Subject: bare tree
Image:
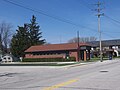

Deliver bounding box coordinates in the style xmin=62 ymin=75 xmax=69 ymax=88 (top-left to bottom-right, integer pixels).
xmin=0 ymin=22 xmax=12 ymax=54
xmin=68 ymin=36 xmax=97 ymax=43
xmin=68 ymin=37 xmax=78 ymax=43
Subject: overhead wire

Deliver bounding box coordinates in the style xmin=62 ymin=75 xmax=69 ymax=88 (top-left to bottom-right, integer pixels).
xmin=101 ymin=32 xmax=115 ymax=38
xmin=80 ymin=0 xmax=93 ymax=10
xmin=104 ymin=14 xmax=120 ymax=25
xmin=75 ymin=0 xmax=118 ymax=39
xmin=81 ymin=0 xmax=119 ymax=39
xmin=2 ymin=0 xmax=98 ymax=33
xmin=100 ymin=14 xmax=120 ymax=34
xmin=2 ymin=0 xmax=119 ymax=39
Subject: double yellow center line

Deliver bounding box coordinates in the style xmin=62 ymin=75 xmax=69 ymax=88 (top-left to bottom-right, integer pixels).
xmin=42 ymin=79 xmax=78 ymax=90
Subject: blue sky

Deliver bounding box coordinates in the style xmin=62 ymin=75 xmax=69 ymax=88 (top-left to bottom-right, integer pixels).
xmin=0 ymin=0 xmax=120 ymax=44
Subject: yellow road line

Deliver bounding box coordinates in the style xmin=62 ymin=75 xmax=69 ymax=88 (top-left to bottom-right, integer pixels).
xmin=42 ymin=79 xmax=78 ymax=90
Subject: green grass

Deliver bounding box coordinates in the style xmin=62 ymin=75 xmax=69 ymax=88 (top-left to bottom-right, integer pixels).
xmin=113 ymin=56 xmax=120 ymax=59
xmin=86 ymin=57 xmax=109 ymax=62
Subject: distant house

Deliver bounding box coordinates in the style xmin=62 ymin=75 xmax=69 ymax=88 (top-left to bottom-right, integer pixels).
xmin=88 ymin=39 xmax=120 ymax=57
xmin=25 ymin=43 xmax=91 ymax=61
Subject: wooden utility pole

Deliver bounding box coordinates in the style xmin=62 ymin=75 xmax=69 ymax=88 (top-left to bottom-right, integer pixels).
xmin=77 ymin=31 xmax=80 ymax=62
xmin=95 ymin=1 xmax=104 ymax=62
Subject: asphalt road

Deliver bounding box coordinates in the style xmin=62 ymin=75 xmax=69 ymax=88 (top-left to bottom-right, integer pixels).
xmin=0 ymin=59 xmax=120 ymax=90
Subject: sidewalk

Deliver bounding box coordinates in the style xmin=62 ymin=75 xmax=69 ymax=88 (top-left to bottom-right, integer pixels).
xmin=64 ymin=59 xmax=120 ymax=68
xmin=0 ymin=59 xmax=119 ymax=67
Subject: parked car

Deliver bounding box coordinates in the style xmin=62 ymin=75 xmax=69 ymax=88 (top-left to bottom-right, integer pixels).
xmin=2 ymin=54 xmax=13 ymax=62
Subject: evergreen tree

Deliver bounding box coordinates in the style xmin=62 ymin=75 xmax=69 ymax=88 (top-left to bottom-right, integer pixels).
xmin=28 ymin=15 xmax=45 ymax=46
xmin=10 ymin=15 xmax=45 ymax=57
xmin=10 ymin=24 xmax=29 ymax=57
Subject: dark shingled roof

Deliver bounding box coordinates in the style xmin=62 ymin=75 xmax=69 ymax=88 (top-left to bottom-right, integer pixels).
xmin=88 ymin=39 xmax=120 ymax=47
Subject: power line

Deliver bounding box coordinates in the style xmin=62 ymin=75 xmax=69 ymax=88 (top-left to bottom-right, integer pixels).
xmin=105 ymin=18 xmax=120 ymax=28
xmin=80 ymin=0 xmax=93 ymax=10
xmin=80 ymin=1 xmax=119 ymax=39
xmin=2 ymin=0 xmax=98 ymax=33
xmin=103 ymin=14 xmax=120 ymax=33
xmin=79 ymin=1 xmax=116 ymax=37
xmin=2 ymin=0 xmax=118 ymax=39
xmin=104 ymin=15 xmax=120 ymax=25
xmin=102 ymin=32 xmax=116 ymax=38
xmin=78 ymin=1 xmax=118 ymax=39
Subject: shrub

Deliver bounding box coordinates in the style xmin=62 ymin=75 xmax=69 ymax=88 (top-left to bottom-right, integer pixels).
xmin=22 ymin=57 xmax=76 ymax=62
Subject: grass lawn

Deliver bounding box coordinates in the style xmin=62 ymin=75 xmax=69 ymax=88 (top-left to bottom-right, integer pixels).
xmin=88 ymin=57 xmax=109 ymax=62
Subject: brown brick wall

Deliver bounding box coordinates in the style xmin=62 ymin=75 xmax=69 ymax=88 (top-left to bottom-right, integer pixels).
xmin=25 ymin=51 xmax=78 ymax=61
xmin=70 ymin=51 xmax=77 ymax=61
xmin=25 ymin=54 xmax=65 ymax=59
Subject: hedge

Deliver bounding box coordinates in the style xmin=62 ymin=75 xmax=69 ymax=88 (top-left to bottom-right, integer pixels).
xmin=22 ymin=57 xmax=76 ymax=62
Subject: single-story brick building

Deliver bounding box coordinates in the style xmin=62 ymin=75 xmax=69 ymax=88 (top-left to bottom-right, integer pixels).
xmin=25 ymin=43 xmax=91 ymax=61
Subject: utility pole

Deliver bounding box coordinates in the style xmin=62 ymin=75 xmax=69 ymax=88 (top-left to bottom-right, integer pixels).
xmin=77 ymin=31 xmax=80 ymax=62
xmin=95 ymin=1 xmax=104 ymax=62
